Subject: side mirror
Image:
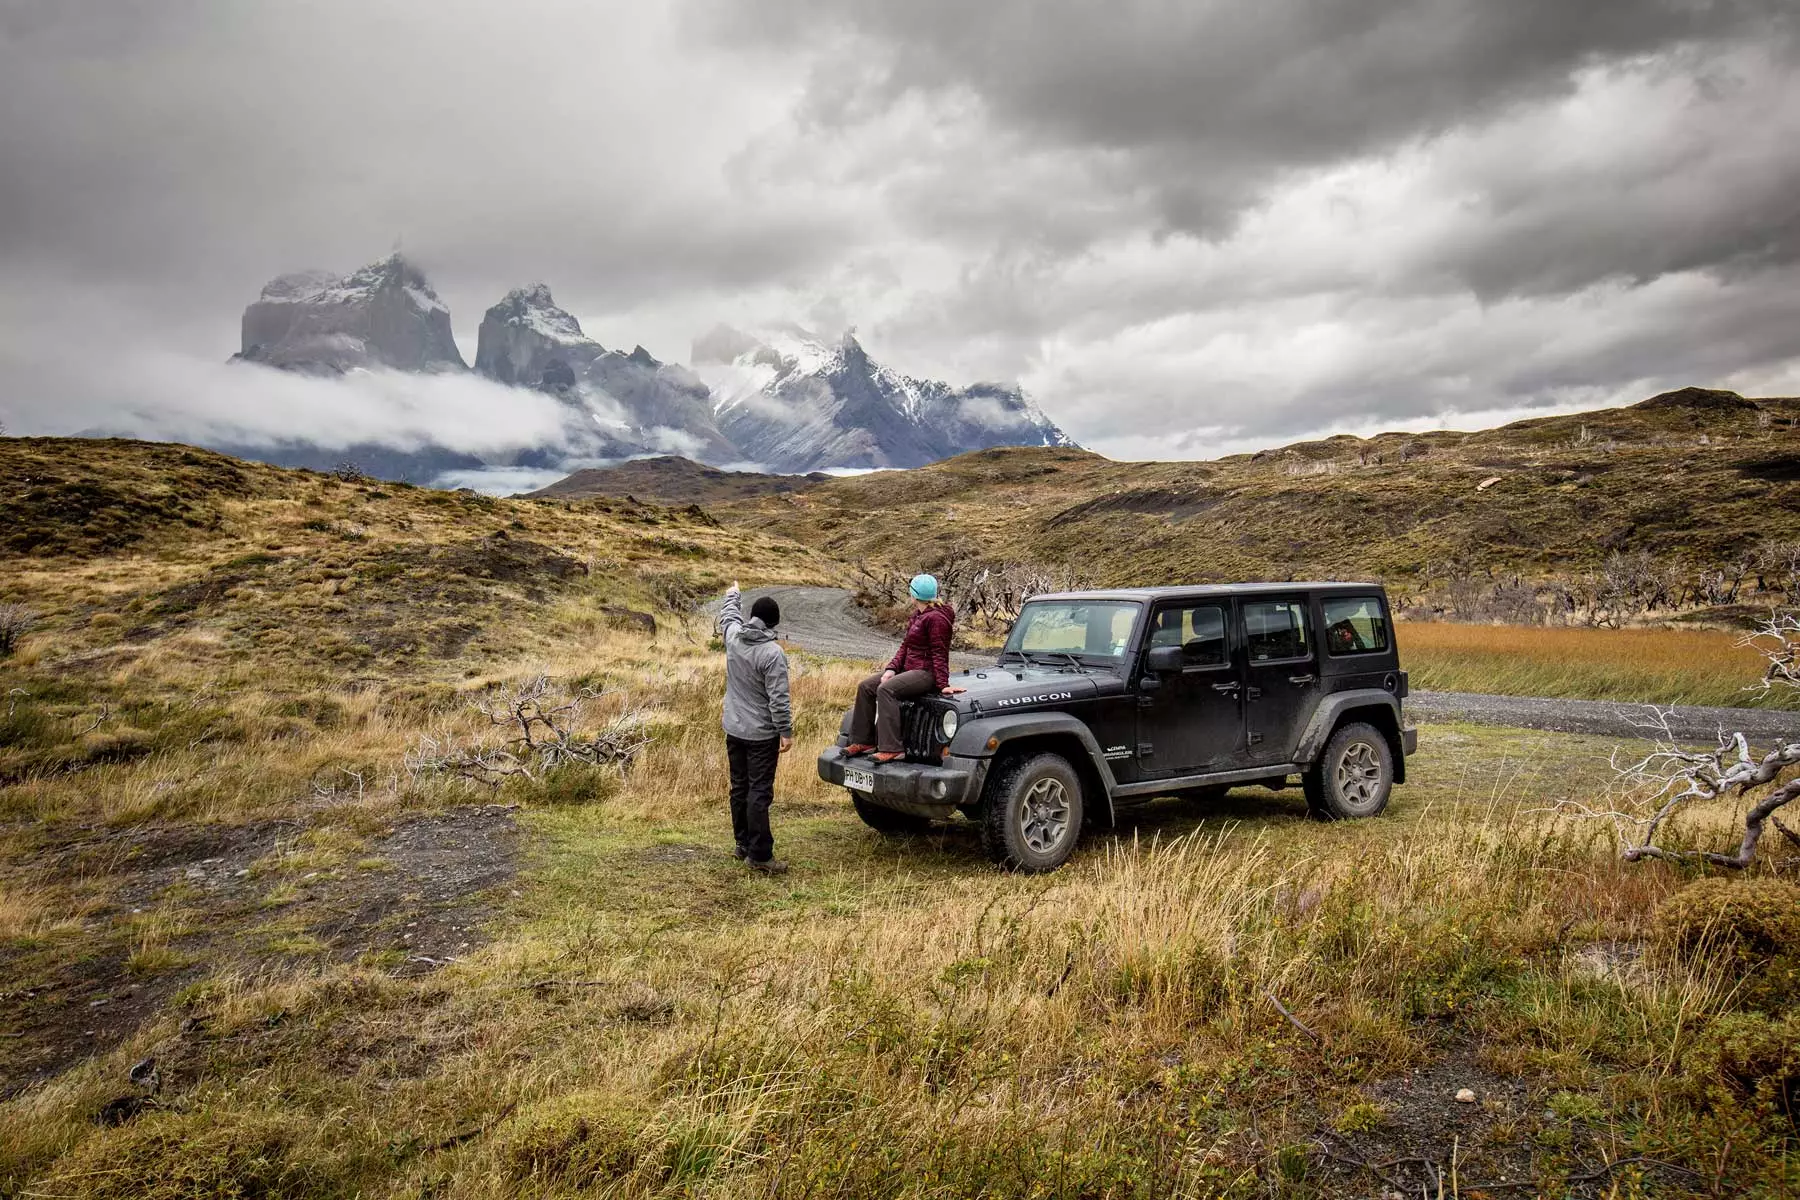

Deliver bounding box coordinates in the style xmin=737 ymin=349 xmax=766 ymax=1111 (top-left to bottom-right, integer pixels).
xmin=1145 ymin=645 xmax=1183 ymax=674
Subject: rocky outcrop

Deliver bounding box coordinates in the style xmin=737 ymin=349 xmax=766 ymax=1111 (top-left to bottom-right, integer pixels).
xmin=235 ymin=254 xmax=466 ymax=374
xmin=472 ymin=284 xmax=605 ymax=389
xmin=692 ymin=325 xmax=1074 ymax=472
xmin=473 ymin=286 xmax=738 ymax=462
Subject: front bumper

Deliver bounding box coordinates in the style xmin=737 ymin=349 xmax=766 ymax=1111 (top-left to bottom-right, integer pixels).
xmin=817 ymin=746 xmax=987 ymax=818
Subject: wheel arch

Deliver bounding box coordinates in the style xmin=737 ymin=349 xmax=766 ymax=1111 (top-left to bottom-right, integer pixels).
xmin=1297 ymin=692 xmax=1407 ymax=784
xmin=952 ymin=714 xmax=1118 ymax=828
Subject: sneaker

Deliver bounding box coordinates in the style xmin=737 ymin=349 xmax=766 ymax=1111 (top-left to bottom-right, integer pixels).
xmin=844 ymin=743 xmax=876 ymax=756
xmin=872 ymin=751 xmax=904 ymax=763
xmin=745 ymin=857 xmax=789 ymax=875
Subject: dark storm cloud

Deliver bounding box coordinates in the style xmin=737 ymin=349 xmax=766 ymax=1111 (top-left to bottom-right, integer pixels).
xmin=3 ymin=0 xmax=1799 ymax=459
xmin=708 ymin=0 xmax=1800 ymax=282
xmin=0 ymin=3 xmax=852 ymax=305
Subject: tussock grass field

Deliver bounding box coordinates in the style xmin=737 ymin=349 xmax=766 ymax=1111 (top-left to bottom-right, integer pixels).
xmin=2 ymin=439 xmax=1797 ymax=1197
xmin=1401 ymin=621 xmax=1800 ymax=711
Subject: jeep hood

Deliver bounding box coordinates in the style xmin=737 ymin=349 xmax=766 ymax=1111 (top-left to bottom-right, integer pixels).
xmin=945 ymin=664 xmax=1123 ymax=714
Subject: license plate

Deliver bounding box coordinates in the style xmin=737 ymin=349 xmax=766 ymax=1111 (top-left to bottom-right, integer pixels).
xmin=844 ymin=767 xmax=875 ymax=793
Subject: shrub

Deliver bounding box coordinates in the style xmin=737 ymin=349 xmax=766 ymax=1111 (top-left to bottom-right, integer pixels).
xmin=1655 ymin=878 xmax=1800 ymax=958
xmin=1682 ymin=1012 xmax=1800 ymax=1129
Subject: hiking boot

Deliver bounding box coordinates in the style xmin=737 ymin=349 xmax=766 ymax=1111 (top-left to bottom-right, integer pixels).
xmin=732 ymin=845 xmax=749 ymax=860
xmin=844 ymin=743 xmax=876 ymax=755
xmin=745 ymin=857 xmax=789 ymax=875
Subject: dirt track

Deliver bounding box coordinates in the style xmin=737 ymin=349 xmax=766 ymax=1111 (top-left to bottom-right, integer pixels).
xmin=739 ymin=586 xmax=1797 ymax=743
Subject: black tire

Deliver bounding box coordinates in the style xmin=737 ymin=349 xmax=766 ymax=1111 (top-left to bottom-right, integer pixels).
xmin=979 ymin=753 xmax=1085 ymax=872
xmin=850 ymin=793 xmax=931 ymax=834
xmin=1303 ymin=722 xmax=1394 ymax=820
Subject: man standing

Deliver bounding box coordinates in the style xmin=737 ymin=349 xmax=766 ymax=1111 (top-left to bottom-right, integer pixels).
xmin=718 ymin=582 xmax=792 ymax=874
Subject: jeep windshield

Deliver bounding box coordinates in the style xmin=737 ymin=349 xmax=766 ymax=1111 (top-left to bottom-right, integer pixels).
xmin=1000 ymin=600 xmax=1141 ymax=666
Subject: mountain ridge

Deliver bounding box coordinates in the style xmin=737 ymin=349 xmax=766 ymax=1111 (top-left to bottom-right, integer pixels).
xmin=223 ymin=255 xmax=1075 ymax=481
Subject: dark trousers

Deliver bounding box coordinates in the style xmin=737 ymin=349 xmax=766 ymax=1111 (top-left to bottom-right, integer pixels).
xmin=726 ymin=734 xmax=780 ymax=862
xmin=850 ymin=670 xmax=936 ymax=753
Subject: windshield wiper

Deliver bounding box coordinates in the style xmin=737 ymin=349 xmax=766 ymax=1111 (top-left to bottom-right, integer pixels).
xmin=1026 ymin=651 xmax=1087 ymax=672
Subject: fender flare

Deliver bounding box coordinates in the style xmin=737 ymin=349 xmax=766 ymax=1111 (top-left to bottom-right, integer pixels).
xmin=949 ymin=712 xmax=1120 ymax=826
xmin=1295 ymin=690 xmax=1407 ymax=782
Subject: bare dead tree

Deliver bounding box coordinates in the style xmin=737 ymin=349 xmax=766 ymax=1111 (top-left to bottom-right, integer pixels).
xmin=0 ymin=604 xmax=36 ymax=659
xmin=1562 ymin=612 xmax=1800 ymax=870
xmin=1756 ymin=539 xmax=1800 ymax=600
xmin=407 ymin=674 xmax=653 ymax=791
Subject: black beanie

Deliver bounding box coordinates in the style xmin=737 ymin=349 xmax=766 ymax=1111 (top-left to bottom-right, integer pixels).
xmin=750 ymin=596 xmax=780 ymax=628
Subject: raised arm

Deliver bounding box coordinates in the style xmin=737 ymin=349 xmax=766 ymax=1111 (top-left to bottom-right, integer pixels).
xmin=717 ymin=581 xmax=743 ymax=642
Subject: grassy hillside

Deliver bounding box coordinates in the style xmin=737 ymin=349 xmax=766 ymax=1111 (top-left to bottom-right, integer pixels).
xmin=525 ymin=456 xmax=828 ymax=506
xmin=3 ymin=437 xmax=1799 ymax=1196
xmin=708 ymin=389 xmax=1800 ymax=597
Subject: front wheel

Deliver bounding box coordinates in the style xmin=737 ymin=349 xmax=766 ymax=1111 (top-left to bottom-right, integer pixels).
xmin=851 ymin=793 xmax=932 ymax=834
xmin=980 ymin=753 xmax=1084 ymax=872
xmin=1304 ymin=722 xmax=1394 ymax=820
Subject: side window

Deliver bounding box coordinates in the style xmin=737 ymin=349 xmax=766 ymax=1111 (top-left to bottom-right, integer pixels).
xmin=1322 ymin=596 xmax=1390 ymax=655
xmin=1147 ymin=604 xmax=1228 ymax=667
xmin=1243 ymin=600 xmax=1310 ymax=662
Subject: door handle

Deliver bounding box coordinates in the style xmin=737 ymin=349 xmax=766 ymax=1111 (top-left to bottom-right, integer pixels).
xmin=1211 ymin=682 xmax=1241 ymax=695
xmin=1288 ymin=673 xmax=1316 ymax=685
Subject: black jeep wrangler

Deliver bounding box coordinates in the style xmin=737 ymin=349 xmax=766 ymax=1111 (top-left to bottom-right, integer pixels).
xmin=818 ymin=584 xmax=1417 ymax=872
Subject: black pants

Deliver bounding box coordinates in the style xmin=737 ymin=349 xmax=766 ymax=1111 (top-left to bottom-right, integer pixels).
xmin=726 ymin=734 xmax=780 ymax=862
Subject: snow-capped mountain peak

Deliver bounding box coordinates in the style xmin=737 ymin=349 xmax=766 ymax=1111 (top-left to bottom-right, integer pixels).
xmin=690 ymin=324 xmax=1074 ymax=472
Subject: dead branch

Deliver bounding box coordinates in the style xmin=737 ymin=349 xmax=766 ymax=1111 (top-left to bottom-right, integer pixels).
xmin=408 ymin=674 xmax=653 ymax=791
xmin=1263 ymin=986 xmax=1323 ymax=1045
xmin=1569 ymin=612 xmax=1800 ymax=870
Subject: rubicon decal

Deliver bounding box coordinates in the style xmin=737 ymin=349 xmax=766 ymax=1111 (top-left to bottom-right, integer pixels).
xmin=995 ymin=691 xmax=1074 ymax=707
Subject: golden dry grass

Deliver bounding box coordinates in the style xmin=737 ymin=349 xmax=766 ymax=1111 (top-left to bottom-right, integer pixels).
xmin=1401 ymin=621 xmax=1798 ymax=710
xmin=3 ymin=439 xmax=1798 ymax=1197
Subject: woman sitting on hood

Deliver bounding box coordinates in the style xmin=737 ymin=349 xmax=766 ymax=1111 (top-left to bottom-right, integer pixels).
xmin=846 ymin=574 xmax=963 ymax=763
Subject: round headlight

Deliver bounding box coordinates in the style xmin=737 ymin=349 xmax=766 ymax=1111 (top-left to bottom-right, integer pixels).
xmin=940 ymin=709 xmax=960 ymax=741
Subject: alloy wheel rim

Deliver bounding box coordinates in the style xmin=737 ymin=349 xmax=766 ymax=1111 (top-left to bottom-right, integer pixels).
xmin=1020 ymin=777 xmax=1070 ymax=854
xmin=1335 ymin=741 xmax=1382 ymax=807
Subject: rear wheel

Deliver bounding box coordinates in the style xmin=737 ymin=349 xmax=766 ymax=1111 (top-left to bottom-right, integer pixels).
xmin=980 ymin=753 xmax=1084 ymax=872
xmin=850 ymin=793 xmax=931 ymax=834
xmin=1303 ymin=722 xmax=1393 ymax=820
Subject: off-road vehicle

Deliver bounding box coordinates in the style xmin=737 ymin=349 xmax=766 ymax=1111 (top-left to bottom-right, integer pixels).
xmin=818 ymin=584 xmax=1417 ymax=872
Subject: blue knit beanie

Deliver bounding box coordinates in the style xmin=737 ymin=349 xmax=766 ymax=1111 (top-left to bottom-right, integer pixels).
xmin=909 ymin=574 xmax=939 ymax=602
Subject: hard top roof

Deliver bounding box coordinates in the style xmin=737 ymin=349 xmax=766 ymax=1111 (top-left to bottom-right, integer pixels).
xmin=1030 ymin=582 xmax=1386 ymax=603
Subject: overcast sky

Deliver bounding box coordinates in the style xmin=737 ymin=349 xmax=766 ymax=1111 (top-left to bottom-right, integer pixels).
xmin=3 ymin=0 xmax=1798 ymax=461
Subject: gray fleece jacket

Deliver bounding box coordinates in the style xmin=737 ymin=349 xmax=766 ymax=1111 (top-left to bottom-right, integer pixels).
xmin=717 ymin=590 xmax=793 ymax=740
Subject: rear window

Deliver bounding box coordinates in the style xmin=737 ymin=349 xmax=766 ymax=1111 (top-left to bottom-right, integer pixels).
xmin=1322 ymin=596 xmax=1390 ymax=655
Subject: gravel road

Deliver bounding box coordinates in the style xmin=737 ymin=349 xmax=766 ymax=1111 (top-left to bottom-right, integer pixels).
xmin=734 ymin=586 xmax=1795 ymax=743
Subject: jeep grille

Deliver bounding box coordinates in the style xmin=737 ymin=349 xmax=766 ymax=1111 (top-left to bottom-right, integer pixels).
xmin=903 ymin=702 xmax=941 ymax=762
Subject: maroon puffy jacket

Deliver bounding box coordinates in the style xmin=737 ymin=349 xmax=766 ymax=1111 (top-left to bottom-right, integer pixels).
xmin=888 ymin=603 xmax=955 ymax=690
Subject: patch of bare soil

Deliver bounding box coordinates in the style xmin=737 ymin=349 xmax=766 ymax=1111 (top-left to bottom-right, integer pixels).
xmin=0 ymin=805 xmax=518 ymax=1099
xmin=1313 ymin=1044 xmax=1536 ymax=1197
xmin=1310 ymin=1038 xmax=1694 ymax=1198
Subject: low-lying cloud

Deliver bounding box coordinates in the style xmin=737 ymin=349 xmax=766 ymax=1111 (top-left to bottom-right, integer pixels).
xmin=0 ymin=338 xmax=574 ymax=457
